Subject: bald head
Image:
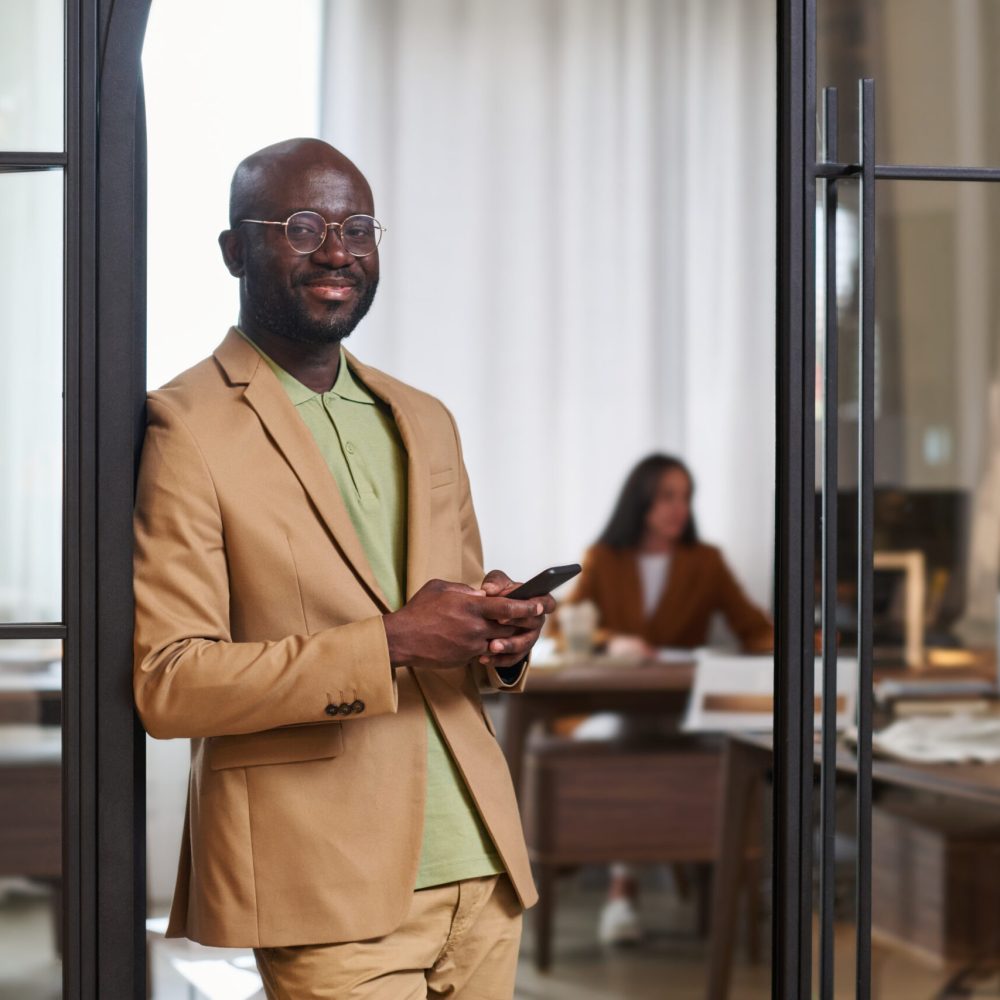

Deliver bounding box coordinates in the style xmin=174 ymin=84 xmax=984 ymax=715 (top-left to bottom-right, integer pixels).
xmin=219 ymin=137 xmax=381 ymax=357
xmin=228 ymin=138 xmax=374 ymax=226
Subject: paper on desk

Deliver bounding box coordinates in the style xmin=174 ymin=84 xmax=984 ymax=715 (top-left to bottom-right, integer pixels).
xmin=683 ymin=651 xmax=857 ymax=733
xmin=871 ymin=715 xmax=1000 ymax=764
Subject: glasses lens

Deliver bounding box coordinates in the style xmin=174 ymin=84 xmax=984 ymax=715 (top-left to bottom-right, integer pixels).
xmin=341 ymin=215 xmax=382 ymax=256
xmin=285 ymin=211 xmax=326 ymax=253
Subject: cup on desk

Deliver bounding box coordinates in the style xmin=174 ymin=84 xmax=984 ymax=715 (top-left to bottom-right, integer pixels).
xmin=556 ymin=600 xmax=598 ymax=657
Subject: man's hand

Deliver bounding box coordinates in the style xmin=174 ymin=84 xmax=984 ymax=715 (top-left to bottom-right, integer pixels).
xmin=475 ymin=569 xmax=557 ymax=670
xmin=382 ymin=578 xmax=545 ymax=669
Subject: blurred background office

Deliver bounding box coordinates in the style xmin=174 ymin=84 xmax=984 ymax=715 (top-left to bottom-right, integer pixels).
xmin=140 ymin=2 xmax=777 ymax=995
xmin=4 ymin=0 xmax=1000 ymax=997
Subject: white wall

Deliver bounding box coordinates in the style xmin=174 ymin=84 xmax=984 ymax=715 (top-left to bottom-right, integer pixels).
xmin=143 ymin=0 xmax=323 ymax=390
xmin=142 ymin=0 xmax=322 ymax=905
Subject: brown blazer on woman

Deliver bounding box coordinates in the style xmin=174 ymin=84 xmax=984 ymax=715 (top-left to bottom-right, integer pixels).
xmin=566 ymin=542 xmax=773 ymax=653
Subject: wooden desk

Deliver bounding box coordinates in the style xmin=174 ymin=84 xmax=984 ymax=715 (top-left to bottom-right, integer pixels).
xmin=705 ymin=732 xmax=1000 ymax=1000
xmin=502 ymin=657 xmax=695 ymax=796
xmin=505 ymin=656 xmax=997 ymax=796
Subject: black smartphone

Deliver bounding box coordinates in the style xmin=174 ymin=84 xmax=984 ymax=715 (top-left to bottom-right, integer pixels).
xmin=505 ymin=564 xmax=582 ymax=600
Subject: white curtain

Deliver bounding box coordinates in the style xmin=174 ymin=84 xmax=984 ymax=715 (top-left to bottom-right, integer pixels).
xmin=320 ymin=0 xmax=776 ymax=606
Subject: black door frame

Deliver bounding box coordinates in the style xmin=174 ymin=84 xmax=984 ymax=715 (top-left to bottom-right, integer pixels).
xmin=69 ymin=0 xmax=150 ymax=996
xmin=774 ymin=1 xmax=817 ymax=997
xmin=775 ymin=4 xmax=883 ymax=996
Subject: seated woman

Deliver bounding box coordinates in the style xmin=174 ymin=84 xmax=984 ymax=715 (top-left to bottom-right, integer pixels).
xmin=559 ymin=452 xmax=773 ymax=944
xmin=568 ymin=453 xmax=773 ymax=658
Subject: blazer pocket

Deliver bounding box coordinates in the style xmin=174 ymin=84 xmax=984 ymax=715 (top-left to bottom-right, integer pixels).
xmin=207 ymin=723 xmax=344 ymax=770
xmin=430 ymin=467 xmax=456 ymax=489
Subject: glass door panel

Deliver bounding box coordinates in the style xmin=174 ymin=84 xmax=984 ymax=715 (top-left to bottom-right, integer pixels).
xmin=0 ymin=0 xmax=66 ymax=996
xmin=0 ymin=0 xmax=64 ymax=151
xmin=0 ymin=169 xmax=64 ymax=624
xmin=810 ymin=3 xmax=1000 ymax=997
xmin=818 ymin=0 xmax=1000 ymax=170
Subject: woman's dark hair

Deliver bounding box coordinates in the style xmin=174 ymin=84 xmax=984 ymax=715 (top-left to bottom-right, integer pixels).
xmin=596 ymin=453 xmax=698 ymax=550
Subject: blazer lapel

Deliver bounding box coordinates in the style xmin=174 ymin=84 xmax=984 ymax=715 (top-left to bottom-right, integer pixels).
xmin=214 ymin=328 xmax=391 ymax=612
xmin=345 ymin=352 xmax=431 ymax=601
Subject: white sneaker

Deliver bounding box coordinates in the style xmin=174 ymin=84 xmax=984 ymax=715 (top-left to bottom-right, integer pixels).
xmin=598 ymin=897 xmax=643 ymax=945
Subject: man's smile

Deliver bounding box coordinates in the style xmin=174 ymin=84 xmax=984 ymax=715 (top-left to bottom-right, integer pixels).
xmin=300 ymin=275 xmax=359 ymax=301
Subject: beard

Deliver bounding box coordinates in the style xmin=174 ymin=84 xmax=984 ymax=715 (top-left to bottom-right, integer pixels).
xmin=242 ymin=261 xmax=379 ymax=347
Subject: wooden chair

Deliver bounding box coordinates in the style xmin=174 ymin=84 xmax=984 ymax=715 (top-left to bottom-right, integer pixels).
xmin=522 ymin=733 xmax=762 ymax=971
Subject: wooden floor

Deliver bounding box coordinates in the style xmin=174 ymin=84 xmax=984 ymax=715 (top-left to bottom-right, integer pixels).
xmin=515 ymin=876 xmax=1000 ymax=999
xmin=514 ymin=875 xmax=769 ymax=999
xmin=0 ymin=875 xmax=995 ymax=999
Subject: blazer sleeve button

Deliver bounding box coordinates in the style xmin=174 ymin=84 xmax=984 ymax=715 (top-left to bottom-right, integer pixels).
xmin=338 ymin=702 xmax=354 ymax=716
xmin=350 ymin=700 xmax=365 ymax=714
xmin=325 ymin=704 xmax=339 ymax=716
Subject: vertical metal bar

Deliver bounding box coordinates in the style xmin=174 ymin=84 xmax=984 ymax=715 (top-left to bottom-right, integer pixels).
xmin=819 ymin=86 xmax=840 ymax=1000
xmin=855 ymin=76 xmax=876 ymax=1000
xmin=798 ymin=4 xmax=818 ymax=997
xmin=66 ymin=0 xmax=101 ymax=994
xmin=95 ymin=1 xmax=151 ymax=995
xmin=775 ymin=0 xmax=816 ymax=994
xmin=80 ymin=4 xmax=100 ymax=994
xmin=64 ymin=0 xmax=81 ymax=994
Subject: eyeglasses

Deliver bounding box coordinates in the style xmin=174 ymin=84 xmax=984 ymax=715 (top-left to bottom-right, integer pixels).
xmin=238 ymin=211 xmax=386 ymax=257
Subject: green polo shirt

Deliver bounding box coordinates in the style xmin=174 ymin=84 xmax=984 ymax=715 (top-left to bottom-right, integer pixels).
xmin=238 ymin=329 xmax=503 ymax=889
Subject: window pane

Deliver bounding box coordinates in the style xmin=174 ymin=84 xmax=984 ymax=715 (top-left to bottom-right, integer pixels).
xmin=0 ymin=638 xmax=62 ymax=997
xmin=0 ymin=0 xmax=64 ymax=152
xmin=0 ymin=170 xmax=63 ymax=622
xmin=819 ymin=0 xmax=1000 ymax=170
xmin=814 ymin=174 xmax=1000 ymax=991
xmin=872 ymin=182 xmax=999 ymax=663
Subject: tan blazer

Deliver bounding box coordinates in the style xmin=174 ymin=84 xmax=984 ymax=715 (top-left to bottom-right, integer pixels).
xmin=133 ymin=327 xmax=536 ymax=949
xmin=566 ymin=542 xmax=774 ymax=653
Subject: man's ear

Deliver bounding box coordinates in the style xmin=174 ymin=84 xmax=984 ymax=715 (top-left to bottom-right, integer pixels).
xmin=219 ymin=228 xmax=245 ymax=277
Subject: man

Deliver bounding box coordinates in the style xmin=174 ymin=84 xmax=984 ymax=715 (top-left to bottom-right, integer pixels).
xmin=133 ymin=137 xmax=553 ymax=998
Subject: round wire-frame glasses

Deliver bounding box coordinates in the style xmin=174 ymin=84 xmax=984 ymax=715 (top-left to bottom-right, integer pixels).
xmin=238 ymin=210 xmax=386 ymax=257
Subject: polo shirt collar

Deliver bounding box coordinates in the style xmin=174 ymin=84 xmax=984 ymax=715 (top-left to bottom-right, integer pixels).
xmin=236 ymin=327 xmax=375 ymax=406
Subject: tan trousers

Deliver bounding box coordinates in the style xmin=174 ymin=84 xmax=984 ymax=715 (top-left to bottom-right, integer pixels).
xmin=253 ymin=874 xmax=523 ymax=999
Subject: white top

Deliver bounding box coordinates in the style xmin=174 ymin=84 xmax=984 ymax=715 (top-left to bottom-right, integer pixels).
xmin=637 ymin=552 xmax=671 ymax=618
